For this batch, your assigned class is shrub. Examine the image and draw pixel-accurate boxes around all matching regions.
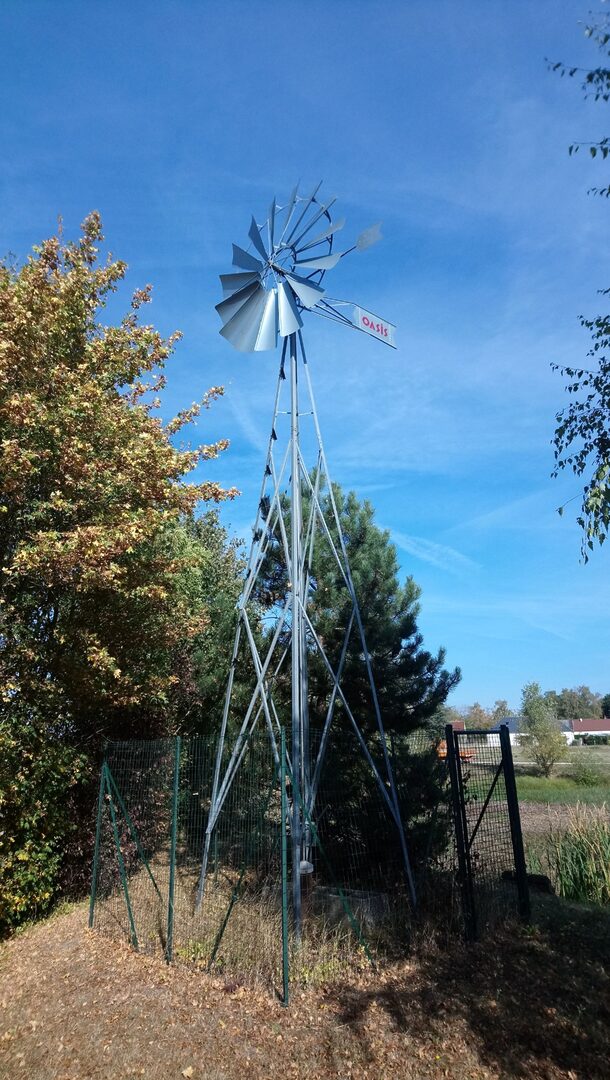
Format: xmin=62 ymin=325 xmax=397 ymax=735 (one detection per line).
xmin=0 ymin=718 xmax=89 ymax=934
xmin=571 ymin=758 xmax=605 ymax=787
xmin=519 ymin=725 xmax=566 ymax=777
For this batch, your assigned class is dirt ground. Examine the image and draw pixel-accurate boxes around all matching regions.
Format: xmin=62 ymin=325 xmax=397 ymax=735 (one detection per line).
xmin=1 ymin=900 xmax=609 ymax=1080
xmin=519 ymin=802 xmax=579 ymax=837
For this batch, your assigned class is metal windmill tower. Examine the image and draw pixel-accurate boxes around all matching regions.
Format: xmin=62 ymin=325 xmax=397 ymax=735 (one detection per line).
xmin=196 ymin=184 xmax=416 ymax=932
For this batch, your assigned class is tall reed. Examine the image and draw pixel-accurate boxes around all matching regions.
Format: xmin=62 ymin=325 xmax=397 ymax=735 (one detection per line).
xmin=543 ymin=804 xmax=610 ymax=906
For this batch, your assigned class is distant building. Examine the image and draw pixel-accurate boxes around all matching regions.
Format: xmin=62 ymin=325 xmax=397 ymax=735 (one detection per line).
xmin=487 ymin=716 xmax=573 ymax=746
xmin=570 ymin=718 xmax=610 ymax=740
xmin=486 ymin=716 xmax=610 ymax=747
xmin=447 ymin=719 xmax=465 ymax=732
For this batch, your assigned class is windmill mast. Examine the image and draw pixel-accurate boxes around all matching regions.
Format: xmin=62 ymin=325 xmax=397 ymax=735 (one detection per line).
xmin=289 ymin=330 xmax=305 ymax=930
xmin=197 ymin=185 xmax=415 ymax=935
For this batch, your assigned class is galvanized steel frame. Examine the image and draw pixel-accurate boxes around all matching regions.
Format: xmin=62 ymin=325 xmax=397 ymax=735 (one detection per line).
xmin=196 ymin=331 xmax=416 ymax=932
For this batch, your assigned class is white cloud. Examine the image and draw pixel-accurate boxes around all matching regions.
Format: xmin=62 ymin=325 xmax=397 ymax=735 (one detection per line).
xmin=386 ymin=528 xmax=479 ymax=575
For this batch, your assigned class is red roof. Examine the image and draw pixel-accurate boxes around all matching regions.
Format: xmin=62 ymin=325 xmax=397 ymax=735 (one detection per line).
xmin=571 ymin=718 xmax=610 ymax=733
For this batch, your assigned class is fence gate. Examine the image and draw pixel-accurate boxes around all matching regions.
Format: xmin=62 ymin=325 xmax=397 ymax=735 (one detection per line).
xmin=445 ymin=723 xmax=530 ymax=940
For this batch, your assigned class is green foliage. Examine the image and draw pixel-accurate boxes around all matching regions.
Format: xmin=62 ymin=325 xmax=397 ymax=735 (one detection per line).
xmin=427 ymin=703 xmax=459 ymax=737
xmin=571 ymin=757 xmax=605 ymax=788
xmin=258 ymin=481 xmax=460 ymax=738
xmin=516 ymin=773 xmax=610 ymax=805
xmin=169 ymin=513 xmax=249 ymax=737
xmin=0 ymin=715 xmax=88 ymax=934
xmin=491 ymin=699 xmax=511 ymax=724
xmin=539 ymin=805 xmax=610 ymax=906
xmin=0 ymin=217 xmax=239 ymax=928
xmin=551 ymin=14 xmax=610 ymax=556
xmin=256 ymin=480 xmax=460 ymax=873
xmin=520 ymin=682 xmax=566 ymax=777
xmin=545 ymin=686 xmax=602 ymax=719
xmin=0 ymin=214 xmax=236 ymax=733
xmin=463 ymin=702 xmax=493 ymax=729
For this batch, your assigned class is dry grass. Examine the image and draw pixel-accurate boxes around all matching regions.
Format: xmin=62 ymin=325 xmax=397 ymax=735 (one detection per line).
xmin=95 ymin=856 xmax=415 ymax=989
xmin=1 ymin=897 xmax=610 ymax=1079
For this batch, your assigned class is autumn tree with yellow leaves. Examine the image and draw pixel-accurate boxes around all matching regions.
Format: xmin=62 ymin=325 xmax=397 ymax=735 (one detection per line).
xmin=0 ymin=215 xmax=238 ymax=928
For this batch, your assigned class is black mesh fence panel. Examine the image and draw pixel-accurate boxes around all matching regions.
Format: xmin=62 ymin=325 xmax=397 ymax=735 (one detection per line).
xmin=452 ymin=730 xmax=527 ymax=933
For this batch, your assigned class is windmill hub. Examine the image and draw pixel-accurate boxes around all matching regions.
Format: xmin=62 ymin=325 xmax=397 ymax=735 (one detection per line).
xmin=215 ymin=184 xmax=394 ymax=354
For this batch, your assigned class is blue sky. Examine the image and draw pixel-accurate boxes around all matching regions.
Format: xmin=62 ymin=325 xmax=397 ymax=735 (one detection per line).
xmin=1 ymin=0 xmax=609 ymax=710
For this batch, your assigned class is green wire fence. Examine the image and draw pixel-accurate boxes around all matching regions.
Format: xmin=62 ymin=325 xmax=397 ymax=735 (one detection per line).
xmin=90 ymin=728 xmax=525 ymax=996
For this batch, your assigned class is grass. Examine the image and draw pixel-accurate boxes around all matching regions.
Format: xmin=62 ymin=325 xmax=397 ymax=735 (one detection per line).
xmin=513 ymin=742 xmax=610 ymax=764
xmin=515 ymin=744 xmax=610 ymax=805
xmin=516 ymin=773 xmax=610 ymax=804
xmin=94 ymin=854 xmax=412 ymax=992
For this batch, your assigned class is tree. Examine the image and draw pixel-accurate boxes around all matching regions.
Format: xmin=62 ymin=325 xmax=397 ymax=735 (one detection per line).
xmin=167 ymin=512 xmax=249 ymax=736
xmin=0 ymin=215 xmax=237 ymax=928
xmin=602 ymin=692 xmax=610 ymax=718
xmin=256 ymin=482 xmax=461 ymax=875
xmin=0 ymin=214 xmax=236 ymax=736
xmin=556 ymin=685 xmax=602 ymax=719
xmin=551 ymin=13 xmax=610 ymax=558
xmin=491 ymin=699 xmax=511 ymax=724
xmin=464 ymin=702 xmax=493 ymax=729
xmin=520 ymin=682 xmax=566 ymax=778
xmin=258 ymin=482 xmax=461 ymax=738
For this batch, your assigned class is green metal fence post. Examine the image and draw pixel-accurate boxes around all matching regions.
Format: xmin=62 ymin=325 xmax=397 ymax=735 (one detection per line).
xmin=166 ymin=735 xmax=181 ymax=964
xmin=105 ymin=766 xmax=163 ymax=902
xmin=88 ymin=762 xmax=106 ymax=928
xmin=280 ymin=729 xmax=290 ymax=1007
xmin=105 ymin=764 xmax=139 ymax=949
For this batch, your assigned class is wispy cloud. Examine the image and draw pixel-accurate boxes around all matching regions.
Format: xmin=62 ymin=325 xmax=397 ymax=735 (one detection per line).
xmin=448 ymin=488 xmax=559 ymax=535
xmin=225 ymin=387 xmax=268 ymax=455
xmin=386 ymin=528 xmax=479 ymax=576
xmin=423 ymin=587 xmax=610 ymax=644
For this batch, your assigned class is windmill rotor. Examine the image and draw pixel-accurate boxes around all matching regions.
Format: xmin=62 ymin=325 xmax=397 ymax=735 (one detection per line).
xmin=215 ymin=184 xmax=393 ymax=352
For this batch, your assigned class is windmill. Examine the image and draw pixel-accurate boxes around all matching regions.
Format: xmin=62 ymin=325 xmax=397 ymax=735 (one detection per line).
xmin=196 ymin=184 xmax=415 ymax=934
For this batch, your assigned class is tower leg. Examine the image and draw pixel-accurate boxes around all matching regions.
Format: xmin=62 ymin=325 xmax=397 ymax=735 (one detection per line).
xmin=289 ymin=331 xmax=304 ymax=938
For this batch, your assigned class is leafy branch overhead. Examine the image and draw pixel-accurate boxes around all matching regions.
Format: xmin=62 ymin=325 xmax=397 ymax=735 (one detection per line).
xmin=551 ymin=12 xmax=610 ymax=558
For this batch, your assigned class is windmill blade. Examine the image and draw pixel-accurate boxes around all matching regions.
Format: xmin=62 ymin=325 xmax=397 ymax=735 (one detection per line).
xmin=295 ymin=252 xmax=343 ymax=272
xmin=232 ymin=244 xmax=264 ymax=272
xmin=219 ymin=285 xmax=269 ymax=351
xmin=284 ymin=272 xmax=325 ymax=310
xmin=248 ymin=216 xmax=269 ymax=261
xmin=255 ymin=288 xmax=278 ymax=351
xmin=289 ymin=197 xmax=337 ymax=251
xmin=268 ymin=198 xmax=277 ymax=252
xmin=215 ymin=280 xmax=260 ymax=325
xmin=220 ymin=271 xmax=260 ymax=297
xmin=294 ymin=217 xmax=345 ymax=255
xmin=278 ymin=280 xmax=303 ymax=337
xmin=277 ymin=184 xmax=299 ymax=244
xmin=356 ymin=222 xmax=382 ymax=251
xmin=284 ymin=182 xmax=323 ymax=246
